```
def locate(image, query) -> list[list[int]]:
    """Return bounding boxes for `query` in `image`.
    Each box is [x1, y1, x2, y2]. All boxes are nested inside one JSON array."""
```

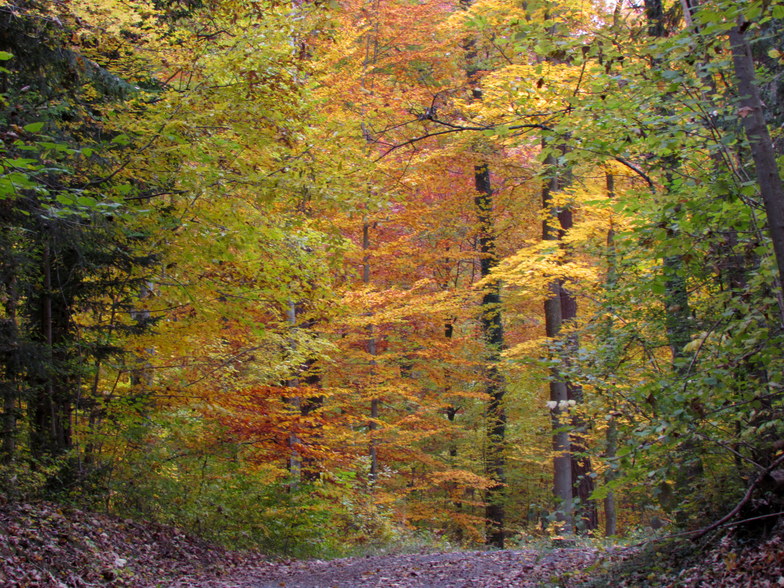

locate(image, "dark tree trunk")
[[459, 0, 507, 546], [301, 358, 324, 482], [557, 207, 598, 533], [542, 150, 573, 534], [0, 245, 20, 464], [475, 163, 507, 549], [30, 241, 74, 460]]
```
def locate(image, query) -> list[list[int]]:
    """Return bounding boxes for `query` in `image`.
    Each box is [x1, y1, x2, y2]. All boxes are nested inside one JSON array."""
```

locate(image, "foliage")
[[2, 0, 784, 561]]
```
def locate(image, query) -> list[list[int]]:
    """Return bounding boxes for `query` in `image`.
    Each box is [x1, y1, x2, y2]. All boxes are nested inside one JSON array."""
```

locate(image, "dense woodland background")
[[1, 0, 784, 558]]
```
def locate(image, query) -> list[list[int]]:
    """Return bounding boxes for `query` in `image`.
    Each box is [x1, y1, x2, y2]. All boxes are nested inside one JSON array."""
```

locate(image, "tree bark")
[[286, 300, 302, 490], [542, 149, 574, 534], [729, 23, 784, 312], [603, 169, 619, 536], [604, 414, 619, 536], [30, 240, 73, 460], [363, 221, 379, 487], [0, 273, 19, 464], [459, 0, 507, 547], [475, 163, 507, 549]]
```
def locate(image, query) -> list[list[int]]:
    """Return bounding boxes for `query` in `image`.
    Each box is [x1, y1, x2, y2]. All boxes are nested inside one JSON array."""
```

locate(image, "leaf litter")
[[4, 500, 784, 587]]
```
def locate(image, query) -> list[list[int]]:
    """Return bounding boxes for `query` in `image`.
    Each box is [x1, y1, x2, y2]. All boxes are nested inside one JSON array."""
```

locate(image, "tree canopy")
[[2, 0, 784, 555]]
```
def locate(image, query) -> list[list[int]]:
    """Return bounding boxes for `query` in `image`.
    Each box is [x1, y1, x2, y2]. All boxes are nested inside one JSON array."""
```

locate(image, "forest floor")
[[2, 500, 784, 587]]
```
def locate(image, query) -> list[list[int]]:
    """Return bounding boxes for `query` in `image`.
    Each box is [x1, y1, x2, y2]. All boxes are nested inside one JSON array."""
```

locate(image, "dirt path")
[[171, 548, 605, 587]]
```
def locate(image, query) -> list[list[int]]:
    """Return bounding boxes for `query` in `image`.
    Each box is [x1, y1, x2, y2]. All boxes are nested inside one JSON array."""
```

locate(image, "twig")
[[722, 510, 784, 529]]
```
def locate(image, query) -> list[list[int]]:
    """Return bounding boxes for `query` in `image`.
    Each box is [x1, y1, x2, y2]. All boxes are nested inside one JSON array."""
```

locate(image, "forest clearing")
[[2, 0, 784, 584]]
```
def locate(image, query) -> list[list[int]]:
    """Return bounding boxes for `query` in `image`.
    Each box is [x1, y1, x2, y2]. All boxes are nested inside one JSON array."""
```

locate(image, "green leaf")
[[76, 196, 98, 207], [0, 51, 13, 61], [111, 134, 131, 146], [23, 122, 44, 133]]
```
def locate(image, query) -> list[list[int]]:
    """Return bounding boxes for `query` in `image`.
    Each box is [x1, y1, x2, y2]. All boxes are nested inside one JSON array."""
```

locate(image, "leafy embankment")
[[584, 526, 784, 587], [0, 500, 267, 586]]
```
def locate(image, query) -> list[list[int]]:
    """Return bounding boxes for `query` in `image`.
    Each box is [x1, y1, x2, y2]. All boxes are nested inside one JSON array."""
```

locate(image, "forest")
[[1, 0, 784, 572]]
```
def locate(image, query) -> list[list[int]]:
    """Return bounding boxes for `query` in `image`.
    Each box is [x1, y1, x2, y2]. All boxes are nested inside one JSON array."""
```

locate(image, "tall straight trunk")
[[558, 207, 598, 532], [129, 281, 155, 391], [286, 300, 302, 489], [663, 252, 692, 361], [30, 241, 72, 459], [641, 0, 695, 364], [542, 149, 573, 534], [603, 169, 619, 536], [1, 271, 19, 464], [359, 0, 381, 488], [729, 23, 784, 312], [363, 221, 379, 486], [444, 320, 465, 541], [0, 226, 20, 463], [459, 0, 506, 547], [1, 379, 14, 464], [475, 163, 507, 549], [537, 6, 596, 531], [604, 414, 619, 536], [300, 358, 323, 482]]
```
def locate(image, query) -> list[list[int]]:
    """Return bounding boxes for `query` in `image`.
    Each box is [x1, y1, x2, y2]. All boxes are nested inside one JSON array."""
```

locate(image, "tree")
[[0, 1, 164, 485]]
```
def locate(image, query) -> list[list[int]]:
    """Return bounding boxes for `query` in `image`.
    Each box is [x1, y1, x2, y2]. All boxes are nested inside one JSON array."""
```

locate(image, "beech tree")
[[5, 0, 784, 556]]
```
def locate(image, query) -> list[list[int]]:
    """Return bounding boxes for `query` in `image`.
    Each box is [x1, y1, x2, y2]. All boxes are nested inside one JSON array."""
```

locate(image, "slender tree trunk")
[[729, 23, 784, 311], [31, 241, 73, 459], [0, 226, 19, 464], [300, 358, 323, 482], [474, 163, 507, 548], [129, 282, 155, 392], [604, 413, 619, 536], [459, 0, 507, 547], [542, 149, 573, 534], [558, 207, 598, 532], [286, 300, 302, 490], [603, 169, 619, 536], [363, 221, 379, 486], [642, 0, 699, 521], [1, 271, 19, 464], [444, 320, 465, 542]]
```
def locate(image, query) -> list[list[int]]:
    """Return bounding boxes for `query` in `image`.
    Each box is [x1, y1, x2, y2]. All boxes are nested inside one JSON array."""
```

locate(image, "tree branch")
[[691, 452, 784, 541]]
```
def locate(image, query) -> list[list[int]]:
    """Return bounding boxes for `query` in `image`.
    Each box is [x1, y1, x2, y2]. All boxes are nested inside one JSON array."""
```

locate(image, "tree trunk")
[[30, 240, 73, 460], [542, 150, 574, 534], [363, 221, 379, 487], [0, 246, 19, 464], [603, 169, 619, 536], [459, 0, 507, 547], [444, 320, 465, 542], [604, 413, 619, 536], [558, 209, 598, 533], [475, 163, 507, 549], [729, 23, 784, 311], [301, 358, 324, 482], [286, 299, 302, 490]]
